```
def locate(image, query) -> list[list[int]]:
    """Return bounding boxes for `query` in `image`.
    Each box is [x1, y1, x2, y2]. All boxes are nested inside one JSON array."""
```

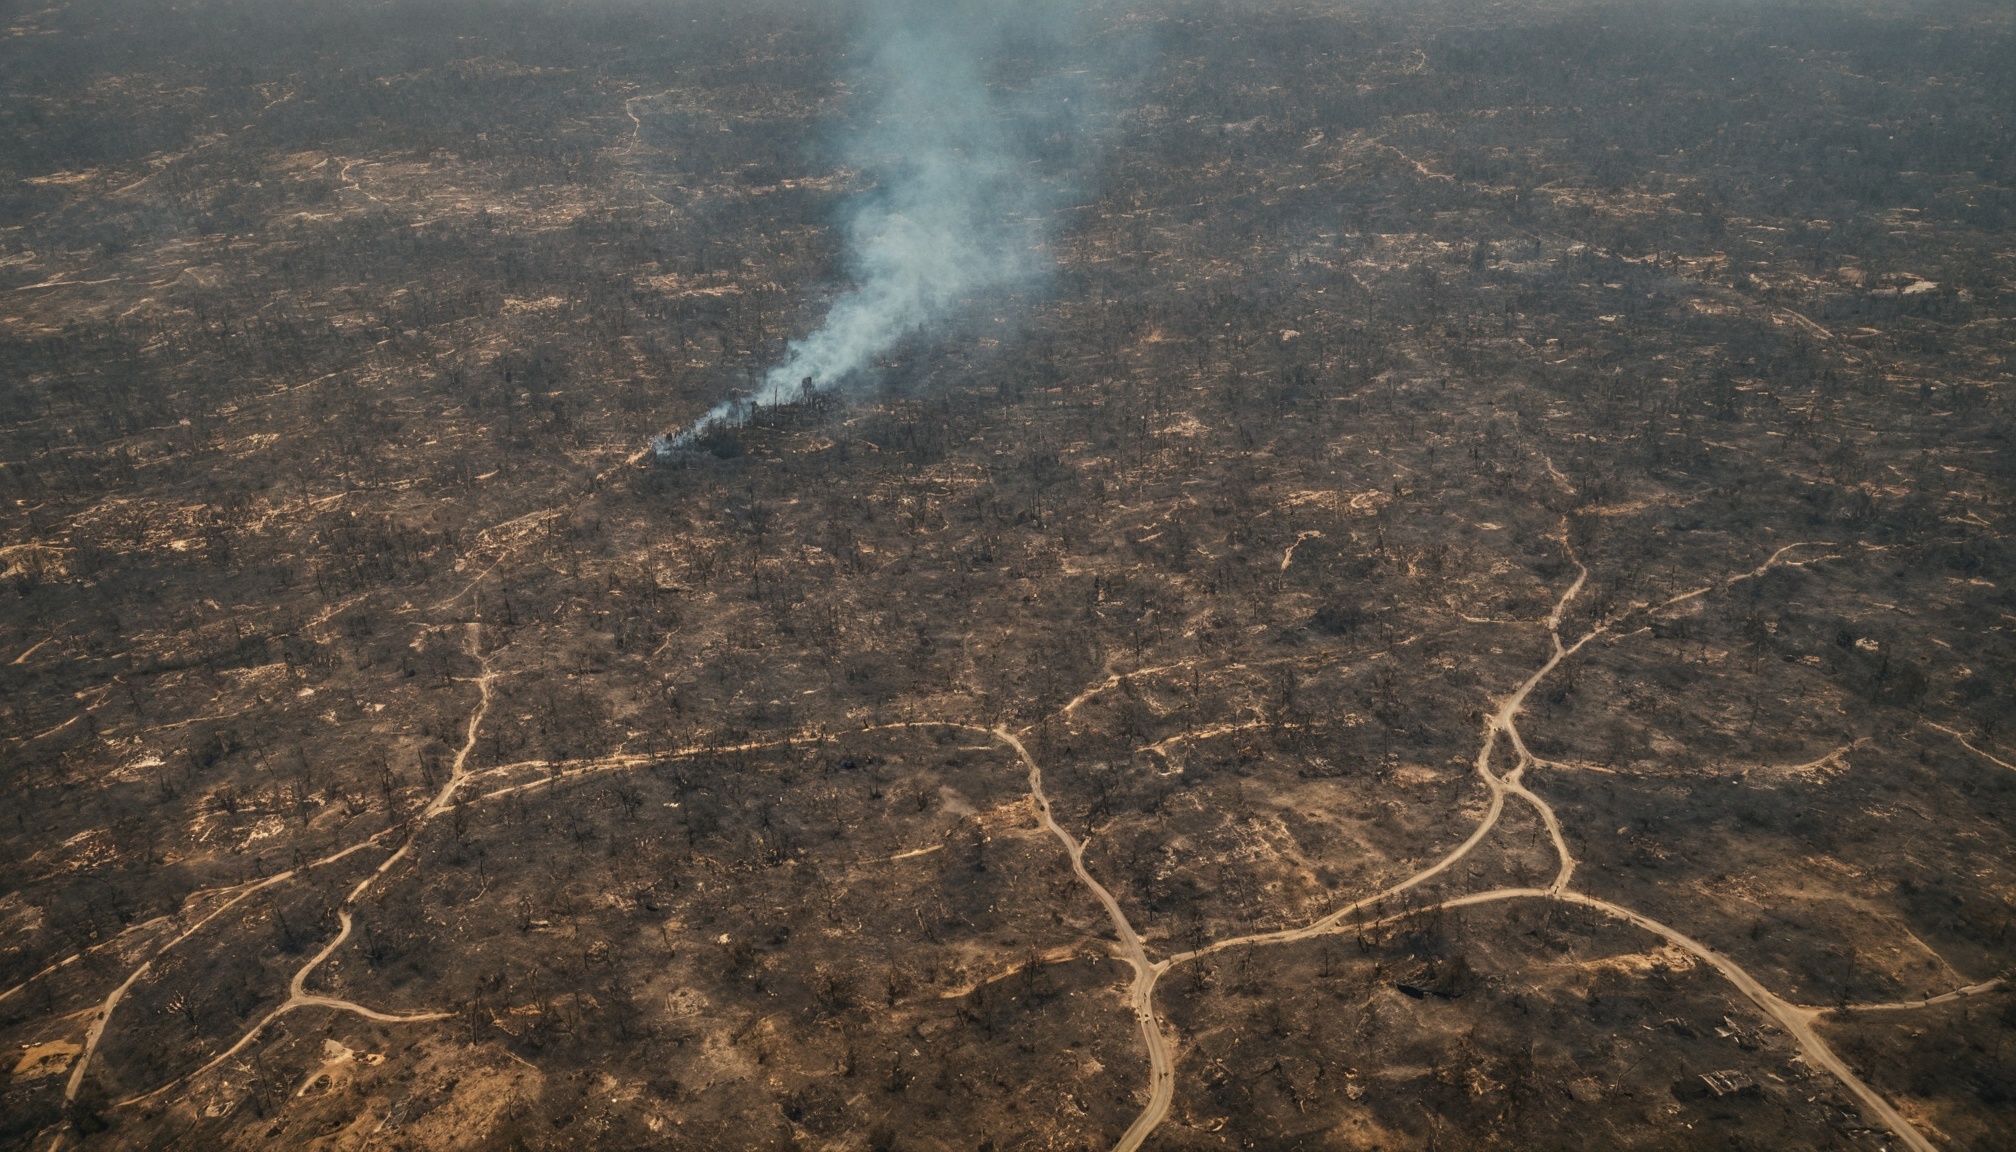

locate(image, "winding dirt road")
[[994, 726, 1178, 1151], [61, 834, 393, 1105], [71, 624, 492, 1110], [1050, 534, 1946, 1152], [39, 534, 1979, 1152]]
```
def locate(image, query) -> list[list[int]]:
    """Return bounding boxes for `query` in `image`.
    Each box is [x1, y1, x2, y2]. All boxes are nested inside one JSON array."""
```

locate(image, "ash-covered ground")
[[2, 1, 2013, 1149]]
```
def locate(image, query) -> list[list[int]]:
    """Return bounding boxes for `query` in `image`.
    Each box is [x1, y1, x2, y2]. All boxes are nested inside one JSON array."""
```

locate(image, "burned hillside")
[[2, 0, 2013, 1149]]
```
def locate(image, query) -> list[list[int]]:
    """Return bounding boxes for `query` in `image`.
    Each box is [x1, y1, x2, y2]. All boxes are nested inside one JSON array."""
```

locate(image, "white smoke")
[[655, 0, 1088, 457]]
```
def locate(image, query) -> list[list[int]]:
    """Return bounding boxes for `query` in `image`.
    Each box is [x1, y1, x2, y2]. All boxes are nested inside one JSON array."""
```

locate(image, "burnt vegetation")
[[2, 0, 2014, 1149]]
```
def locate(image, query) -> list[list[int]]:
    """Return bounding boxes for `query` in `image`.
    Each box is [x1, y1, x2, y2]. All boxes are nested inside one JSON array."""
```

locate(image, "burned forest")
[[2, 0, 2014, 1149]]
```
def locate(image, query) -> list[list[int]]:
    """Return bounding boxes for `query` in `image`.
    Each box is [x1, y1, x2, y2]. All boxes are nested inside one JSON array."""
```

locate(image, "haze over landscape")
[[1, 0, 2013, 1149]]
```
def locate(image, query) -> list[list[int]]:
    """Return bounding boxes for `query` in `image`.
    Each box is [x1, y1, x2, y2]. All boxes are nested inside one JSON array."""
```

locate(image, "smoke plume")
[[655, 0, 1090, 456]]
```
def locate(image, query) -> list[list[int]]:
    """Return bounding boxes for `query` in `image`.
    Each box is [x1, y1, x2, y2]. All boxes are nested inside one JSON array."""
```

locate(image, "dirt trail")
[[1280, 530, 1324, 571], [1162, 542, 1591, 972], [80, 624, 492, 1109], [1057, 534, 1940, 1152], [1060, 549, 1592, 1148], [1648, 541, 1839, 615], [61, 834, 391, 1104], [1813, 977, 2006, 1014], [42, 532, 1958, 1152], [1051, 660, 1200, 723], [992, 727, 1176, 1152], [1922, 719, 2016, 774], [125, 907, 452, 1105], [1237, 883, 1941, 1152], [419, 536, 1936, 1152], [432, 449, 667, 612], [1554, 891, 1937, 1152]]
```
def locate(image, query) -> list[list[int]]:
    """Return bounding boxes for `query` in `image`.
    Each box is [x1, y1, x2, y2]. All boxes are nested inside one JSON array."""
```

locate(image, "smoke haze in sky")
[[656, 0, 1094, 455]]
